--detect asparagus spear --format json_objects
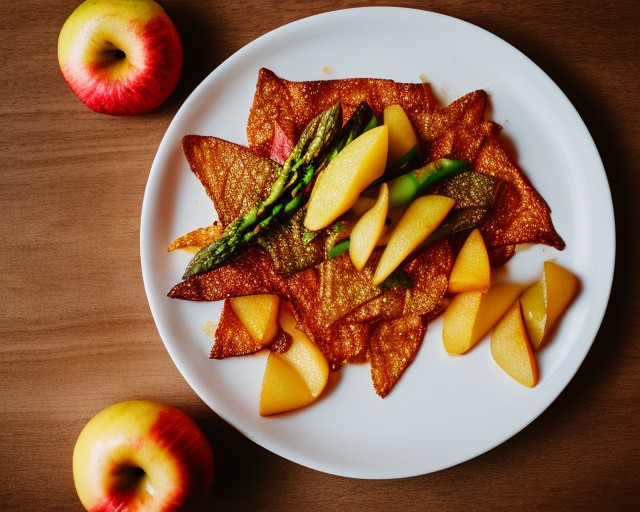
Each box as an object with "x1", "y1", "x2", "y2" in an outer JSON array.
[
  {"x1": 387, "y1": 158, "x2": 467, "y2": 208},
  {"x1": 183, "y1": 104, "x2": 341, "y2": 278},
  {"x1": 183, "y1": 102, "x2": 377, "y2": 278}
]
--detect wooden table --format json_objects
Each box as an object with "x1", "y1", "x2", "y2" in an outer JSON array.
[{"x1": 2, "y1": 1, "x2": 638, "y2": 510}]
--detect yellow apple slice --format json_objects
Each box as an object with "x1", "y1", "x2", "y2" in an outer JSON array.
[
  {"x1": 442, "y1": 282, "x2": 524, "y2": 354},
  {"x1": 349, "y1": 183, "x2": 389, "y2": 270},
  {"x1": 448, "y1": 228, "x2": 491, "y2": 293},
  {"x1": 229, "y1": 294, "x2": 279, "y2": 344},
  {"x1": 491, "y1": 301, "x2": 538, "y2": 387},
  {"x1": 373, "y1": 195, "x2": 455, "y2": 285},
  {"x1": 276, "y1": 306, "x2": 329, "y2": 397},
  {"x1": 259, "y1": 306, "x2": 329, "y2": 416},
  {"x1": 259, "y1": 353, "x2": 316, "y2": 416},
  {"x1": 520, "y1": 261, "x2": 579, "y2": 350},
  {"x1": 383, "y1": 104, "x2": 419, "y2": 166},
  {"x1": 348, "y1": 195, "x2": 378, "y2": 217},
  {"x1": 374, "y1": 205, "x2": 407, "y2": 247},
  {"x1": 304, "y1": 125, "x2": 388, "y2": 231}
]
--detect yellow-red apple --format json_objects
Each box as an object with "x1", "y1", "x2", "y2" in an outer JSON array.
[
  {"x1": 72, "y1": 400, "x2": 214, "y2": 511},
  {"x1": 58, "y1": 0, "x2": 183, "y2": 115}
]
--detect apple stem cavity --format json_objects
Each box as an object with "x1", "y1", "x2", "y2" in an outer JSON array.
[
  {"x1": 97, "y1": 43, "x2": 127, "y2": 67},
  {"x1": 112, "y1": 464, "x2": 146, "y2": 493}
]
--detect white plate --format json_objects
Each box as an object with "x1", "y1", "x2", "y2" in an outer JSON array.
[{"x1": 141, "y1": 7, "x2": 615, "y2": 479}]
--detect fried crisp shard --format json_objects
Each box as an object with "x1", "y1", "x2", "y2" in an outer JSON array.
[
  {"x1": 315, "y1": 321, "x2": 372, "y2": 370},
  {"x1": 167, "y1": 222, "x2": 223, "y2": 252},
  {"x1": 368, "y1": 315, "x2": 427, "y2": 398},
  {"x1": 168, "y1": 246, "x2": 284, "y2": 301},
  {"x1": 256, "y1": 208, "x2": 327, "y2": 278},
  {"x1": 474, "y1": 135, "x2": 565, "y2": 250},
  {"x1": 211, "y1": 300, "x2": 268, "y2": 359},
  {"x1": 247, "y1": 67, "x2": 437, "y2": 158},
  {"x1": 402, "y1": 239, "x2": 454, "y2": 317},
  {"x1": 182, "y1": 135, "x2": 281, "y2": 225},
  {"x1": 315, "y1": 253, "x2": 382, "y2": 330},
  {"x1": 423, "y1": 89, "x2": 565, "y2": 254}
]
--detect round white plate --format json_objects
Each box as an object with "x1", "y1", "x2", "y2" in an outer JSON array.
[{"x1": 141, "y1": 7, "x2": 615, "y2": 479}]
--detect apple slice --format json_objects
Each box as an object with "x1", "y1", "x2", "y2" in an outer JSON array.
[
  {"x1": 383, "y1": 104, "x2": 419, "y2": 166},
  {"x1": 448, "y1": 228, "x2": 490, "y2": 293},
  {"x1": 349, "y1": 183, "x2": 389, "y2": 270},
  {"x1": 373, "y1": 195, "x2": 455, "y2": 285},
  {"x1": 276, "y1": 307, "x2": 329, "y2": 397},
  {"x1": 491, "y1": 301, "x2": 538, "y2": 387},
  {"x1": 260, "y1": 353, "x2": 317, "y2": 416},
  {"x1": 304, "y1": 125, "x2": 388, "y2": 230},
  {"x1": 229, "y1": 294, "x2": 279, "y2": 344},
  {"x1": 259, "y1": 306, "x2": 329, "y2": 416},
  {"x1": 520, "y1": 261, "x2": 579, "y2": 350},
  {"x1": 442, "y1": 282, "x2": 524, "y2": 354}
]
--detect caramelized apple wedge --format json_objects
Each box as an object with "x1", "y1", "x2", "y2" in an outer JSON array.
[
  {"x1": 230, "y1": 294, "x2": 279, "y2": 344},
  {"x1": 304, "y1": 125, "x2": 388, "y2": 230},
  {"x1": 276, "y1": 307, "x2": 330, "y2": 397},
  {"x1": 260, "y1": 353, "x2": 316, "y2": 416},
  {"x1": 520, "y1": 261, "x2": 579, "y2": 350},
  {"x1": 491, "y1": 301, "x2": 538, "y2": 387},
  {"x1": 448, "y1": 228, "x2": 490, "y2": 293},
  {"x1": 442, "y1": 282, "x2": 523, "y2": 355},
  {"x1": 383, "y1": 104, "x2": 419, "y2": 166},
  {"x1": 259, "y1": 305, "x2": 329, "y2": 416},
  {"x1": 373, "y1": 195, "x2": 455, "y2": 285},
  {"x1": 349, "y1": 183, "x2": 389, "y2": 270}
]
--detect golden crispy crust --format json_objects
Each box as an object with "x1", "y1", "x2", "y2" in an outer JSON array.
[
  {"x1": 170, "y1": 68, "x2": 566, "y2": 397},
  {"x1": 247, "y1": 67, "x2": 437, "y2": 158},
  {"x1": 182, "y1": 135, "x2": 281, "y2": 225}
]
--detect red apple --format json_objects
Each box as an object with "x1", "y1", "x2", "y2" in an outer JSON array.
[
  {"x1": 72, "y1": 400, "x2": 214, "y2": 511},
  {"x1": 58, "y1": 0, "x2": 183, "y2": 115}
]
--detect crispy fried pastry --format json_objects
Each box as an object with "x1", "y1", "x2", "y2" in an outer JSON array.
[
  {"x1": 182, "y1": 135, "x2": 281, "y2": 225},
  {"x1": 167, "y1": 222, "x2": 223, "y2": 252},
  {"x1": 169, "y1": 68, "x2": 566, "y2": 398},
  {"x1": 168, "y1": 246, "x2": 284, "y2": 301},
  {"x1": 247, "y1": 67, "x2": 437, "y2": 158},
  {"x1": 368, "y1": 315, "x2": 427, "y2": 398}
]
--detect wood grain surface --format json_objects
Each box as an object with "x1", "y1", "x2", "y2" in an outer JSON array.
[{"x1": 1, "y1": 1, "x2": 638, "y2": 510}]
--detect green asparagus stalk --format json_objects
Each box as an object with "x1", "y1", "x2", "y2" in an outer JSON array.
[
  {"x1": 387, "y1": 158, "x2": 467, "y2": 208},
  {"x1": 183, "y1": 102, "x2": 377, "y2": 278},
  {"x1": 183, "y1": 104, "x2": 342, "y2": 278}
]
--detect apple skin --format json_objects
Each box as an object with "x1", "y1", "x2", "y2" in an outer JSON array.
[
  {"x1": 73, "y1": 400, "x2": 214, "y2": 511},
  {"x1": 58, "y1": 0, "x2": 183, "y2": 116}
]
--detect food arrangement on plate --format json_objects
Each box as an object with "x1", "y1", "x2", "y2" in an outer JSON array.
[{"x1": 166, "y1": 67, "x2": 578, "y2": 416}]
